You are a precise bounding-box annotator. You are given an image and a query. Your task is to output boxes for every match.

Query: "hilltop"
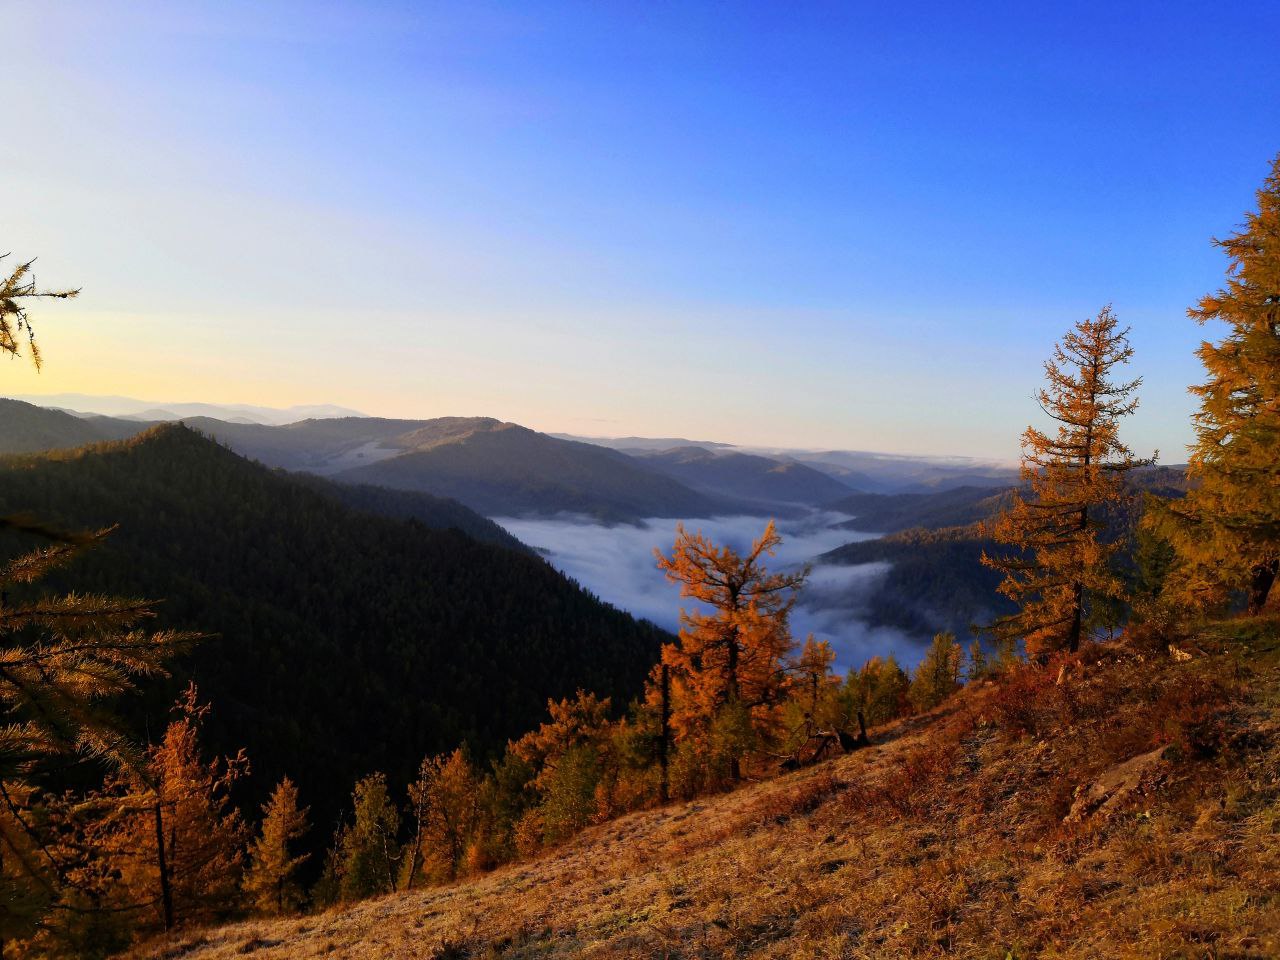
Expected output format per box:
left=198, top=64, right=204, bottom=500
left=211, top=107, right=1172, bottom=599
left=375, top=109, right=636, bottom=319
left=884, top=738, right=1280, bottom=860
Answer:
left=128, top=620, right=1280, bottom=959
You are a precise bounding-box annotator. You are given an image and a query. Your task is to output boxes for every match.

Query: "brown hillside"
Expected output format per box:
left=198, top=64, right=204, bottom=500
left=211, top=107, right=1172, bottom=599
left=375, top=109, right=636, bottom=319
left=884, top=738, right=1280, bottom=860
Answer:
left=129, top=620, right=1280, bottom=960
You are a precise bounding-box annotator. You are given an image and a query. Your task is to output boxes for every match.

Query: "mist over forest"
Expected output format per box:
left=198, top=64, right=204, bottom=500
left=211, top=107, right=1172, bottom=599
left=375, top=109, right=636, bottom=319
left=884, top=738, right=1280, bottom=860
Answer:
left=497, top=509, right=925, bottom=668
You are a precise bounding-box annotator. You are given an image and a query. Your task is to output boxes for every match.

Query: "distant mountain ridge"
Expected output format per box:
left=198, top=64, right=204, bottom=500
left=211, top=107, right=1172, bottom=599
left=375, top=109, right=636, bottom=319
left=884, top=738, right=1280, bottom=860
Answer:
left=629, top=445, right=855, bottom=507
left=9, top=392, right=365, bottom=425
left=3, top=397, right=1028, bottom=521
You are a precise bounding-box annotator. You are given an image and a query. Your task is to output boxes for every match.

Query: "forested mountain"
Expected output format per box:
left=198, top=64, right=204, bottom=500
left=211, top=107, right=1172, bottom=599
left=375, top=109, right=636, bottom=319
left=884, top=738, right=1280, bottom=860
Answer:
left=821, top=525, right=1010, bottom=636
left=0, top=397, right=147, bottom=452
left=0, top=425, right=668, bottom=855
left=628, top=445, right=855, bottom=507
left=182, top=414, right=423, bottom=473
left=831, top=485, right=1014, bottom=533
left=336, top=419, right=728, bottom=521
left=287, top=473, right=529, bottom=552
left=821, top=467, right=1190, bottom=637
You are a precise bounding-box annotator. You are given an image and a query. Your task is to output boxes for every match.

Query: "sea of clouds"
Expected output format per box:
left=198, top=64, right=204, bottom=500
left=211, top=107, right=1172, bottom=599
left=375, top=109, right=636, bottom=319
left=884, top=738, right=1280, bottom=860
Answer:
left=496, top=510, right=927, bottom=670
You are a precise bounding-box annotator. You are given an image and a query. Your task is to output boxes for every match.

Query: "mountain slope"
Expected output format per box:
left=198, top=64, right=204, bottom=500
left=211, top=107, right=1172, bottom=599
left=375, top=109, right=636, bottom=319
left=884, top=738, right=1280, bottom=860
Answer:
left=0, top=397, right=146, bottom=452
left=337, top=420, right=728, bottom=521
left=831, top=485, right=1014, bottom=533
left=0, top=426, right=667, bottom=850
left=630, top=445, right=855, bottom=507
left=128, top=628, right=1280, bottom=959
left=821, top=524, right=1011, bottom=636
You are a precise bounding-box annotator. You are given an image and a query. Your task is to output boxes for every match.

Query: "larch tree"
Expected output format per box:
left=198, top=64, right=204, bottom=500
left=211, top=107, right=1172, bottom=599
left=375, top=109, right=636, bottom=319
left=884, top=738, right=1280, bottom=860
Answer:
left=844, top=656, right=910, bottom=727
left=243, top=777, right=311, bottom=916
left=907, top=632, right=963, bottom=712
left=403, top=747, right=479, bottom=886
left=788, top=635, right=838, bottom=738
left=982, top=307, right=1150, bottom=656
left=336, top=773, right=400, bottom=902
left=102, top=686, right=250, bottom=933
left=1149, top=155, right=1280, bottom=613
left=656, top=521, right=806, bottom=780
left=0, top=253, right=78, bottom=368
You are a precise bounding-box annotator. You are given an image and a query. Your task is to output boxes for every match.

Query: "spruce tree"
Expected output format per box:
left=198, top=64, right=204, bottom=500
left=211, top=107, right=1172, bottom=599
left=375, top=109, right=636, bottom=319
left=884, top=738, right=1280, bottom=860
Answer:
left=1150, top=156, right=1280, bottom=613
left=243, top=778, right=311, bottom=916
left=982, top=307, right=1150, bottom=656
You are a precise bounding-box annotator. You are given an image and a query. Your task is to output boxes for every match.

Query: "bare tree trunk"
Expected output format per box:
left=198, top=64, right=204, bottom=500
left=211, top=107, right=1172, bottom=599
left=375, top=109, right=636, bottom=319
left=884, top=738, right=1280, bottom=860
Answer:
left=153, top=799, right=174, bottom=932
left=658, top=664, right=670, bottom=803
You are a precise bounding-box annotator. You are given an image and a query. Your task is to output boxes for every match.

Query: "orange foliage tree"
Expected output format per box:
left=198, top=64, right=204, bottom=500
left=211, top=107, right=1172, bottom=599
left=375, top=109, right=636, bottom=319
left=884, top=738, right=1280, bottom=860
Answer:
left=983, top=307, right=1150, bottom=656
left=97, top=686, right=250, bottom=933
left=656, top=521, right=806, bottom=780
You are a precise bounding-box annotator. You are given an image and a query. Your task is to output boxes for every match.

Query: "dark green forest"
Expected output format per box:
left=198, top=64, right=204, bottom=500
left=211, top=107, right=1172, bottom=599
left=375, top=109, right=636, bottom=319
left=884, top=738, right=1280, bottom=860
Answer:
left=0, top=425, right=667, bottom=858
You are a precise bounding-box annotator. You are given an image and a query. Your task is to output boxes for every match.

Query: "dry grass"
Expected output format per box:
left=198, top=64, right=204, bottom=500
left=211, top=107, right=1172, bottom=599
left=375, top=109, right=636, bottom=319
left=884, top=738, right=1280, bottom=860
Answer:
left=126, top=621, right=1280, bottom=959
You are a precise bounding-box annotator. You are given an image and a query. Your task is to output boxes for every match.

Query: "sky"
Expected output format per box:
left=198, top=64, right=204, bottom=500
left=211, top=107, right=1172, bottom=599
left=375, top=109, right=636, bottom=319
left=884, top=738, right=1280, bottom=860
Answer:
left=5, top=0, right=1279, bottom=458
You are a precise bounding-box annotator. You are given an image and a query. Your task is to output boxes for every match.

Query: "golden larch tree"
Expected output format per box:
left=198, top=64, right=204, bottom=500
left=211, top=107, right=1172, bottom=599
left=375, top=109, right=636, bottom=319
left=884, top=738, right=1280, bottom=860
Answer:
left=656, top=521, right=806, bottom=780
left=983, top=306, right=1150, bottom=656
left=0, top=253, right=78, bottom=369
left=1149, top=155, right=1280, bottom=613
left=243, top=777, right=310, bottom=916
left=99, top=686, right=250, bottom=933
left=403, top=746, right=479, bottom=886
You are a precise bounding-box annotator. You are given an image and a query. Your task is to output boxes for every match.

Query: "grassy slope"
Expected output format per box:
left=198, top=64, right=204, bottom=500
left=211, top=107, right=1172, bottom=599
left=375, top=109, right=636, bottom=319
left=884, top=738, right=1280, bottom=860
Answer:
left=133, top=619, right=1280, bottom=960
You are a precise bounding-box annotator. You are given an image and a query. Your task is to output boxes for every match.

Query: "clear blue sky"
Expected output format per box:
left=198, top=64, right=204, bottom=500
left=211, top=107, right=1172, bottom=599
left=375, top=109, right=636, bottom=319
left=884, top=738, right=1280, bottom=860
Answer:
left=6, top=0, right=1279, bottom=458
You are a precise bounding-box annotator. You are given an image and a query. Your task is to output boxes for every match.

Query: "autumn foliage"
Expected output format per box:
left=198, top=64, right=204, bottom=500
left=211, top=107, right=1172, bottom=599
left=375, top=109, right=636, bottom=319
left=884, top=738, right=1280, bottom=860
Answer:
left=983, top=306, right=1149, bottom=656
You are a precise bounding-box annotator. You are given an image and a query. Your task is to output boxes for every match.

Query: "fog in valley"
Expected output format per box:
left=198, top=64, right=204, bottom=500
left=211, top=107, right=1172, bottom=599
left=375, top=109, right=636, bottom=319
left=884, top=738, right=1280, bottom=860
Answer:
left=497, top=510, right=927, bottom=669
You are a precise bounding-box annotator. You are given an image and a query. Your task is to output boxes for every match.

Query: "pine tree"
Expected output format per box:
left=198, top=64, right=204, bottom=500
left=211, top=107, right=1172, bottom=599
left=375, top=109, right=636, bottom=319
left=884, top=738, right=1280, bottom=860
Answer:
left=1149, top=155, right=1280, bottom=613
left=656, top=521, right=806, bottom=780
left=908, top=633, right=963, bottom=712
left=982, top=307, right=1150, bottom=656
left=243, top=778, right=311, bottom=916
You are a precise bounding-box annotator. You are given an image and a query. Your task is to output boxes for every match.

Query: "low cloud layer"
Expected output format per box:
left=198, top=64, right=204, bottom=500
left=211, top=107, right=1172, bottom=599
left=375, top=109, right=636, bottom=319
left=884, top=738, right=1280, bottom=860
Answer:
left=496, top=511, right=927, bottom=670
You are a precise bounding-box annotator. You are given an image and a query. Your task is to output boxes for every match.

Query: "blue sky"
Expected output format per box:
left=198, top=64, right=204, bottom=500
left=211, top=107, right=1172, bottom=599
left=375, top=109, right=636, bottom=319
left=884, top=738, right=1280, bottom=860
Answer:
left=5, top=1, right=1279, bottom=457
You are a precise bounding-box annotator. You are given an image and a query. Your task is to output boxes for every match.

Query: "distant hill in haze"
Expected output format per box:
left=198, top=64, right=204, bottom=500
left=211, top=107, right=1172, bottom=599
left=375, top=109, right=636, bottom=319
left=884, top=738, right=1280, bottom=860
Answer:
left=0, top=425, right=668, bottom=858
left=553, top=433, right=735, bottom=451
left=629, top=445, right=856, bottom=507
left=565, top=432, right=1020, bottom=494
left=787, top=449, right=1019, bottom=493
left=9, top=392, right=365, bottom=425
left=336, top=419, right=732, bottom=521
